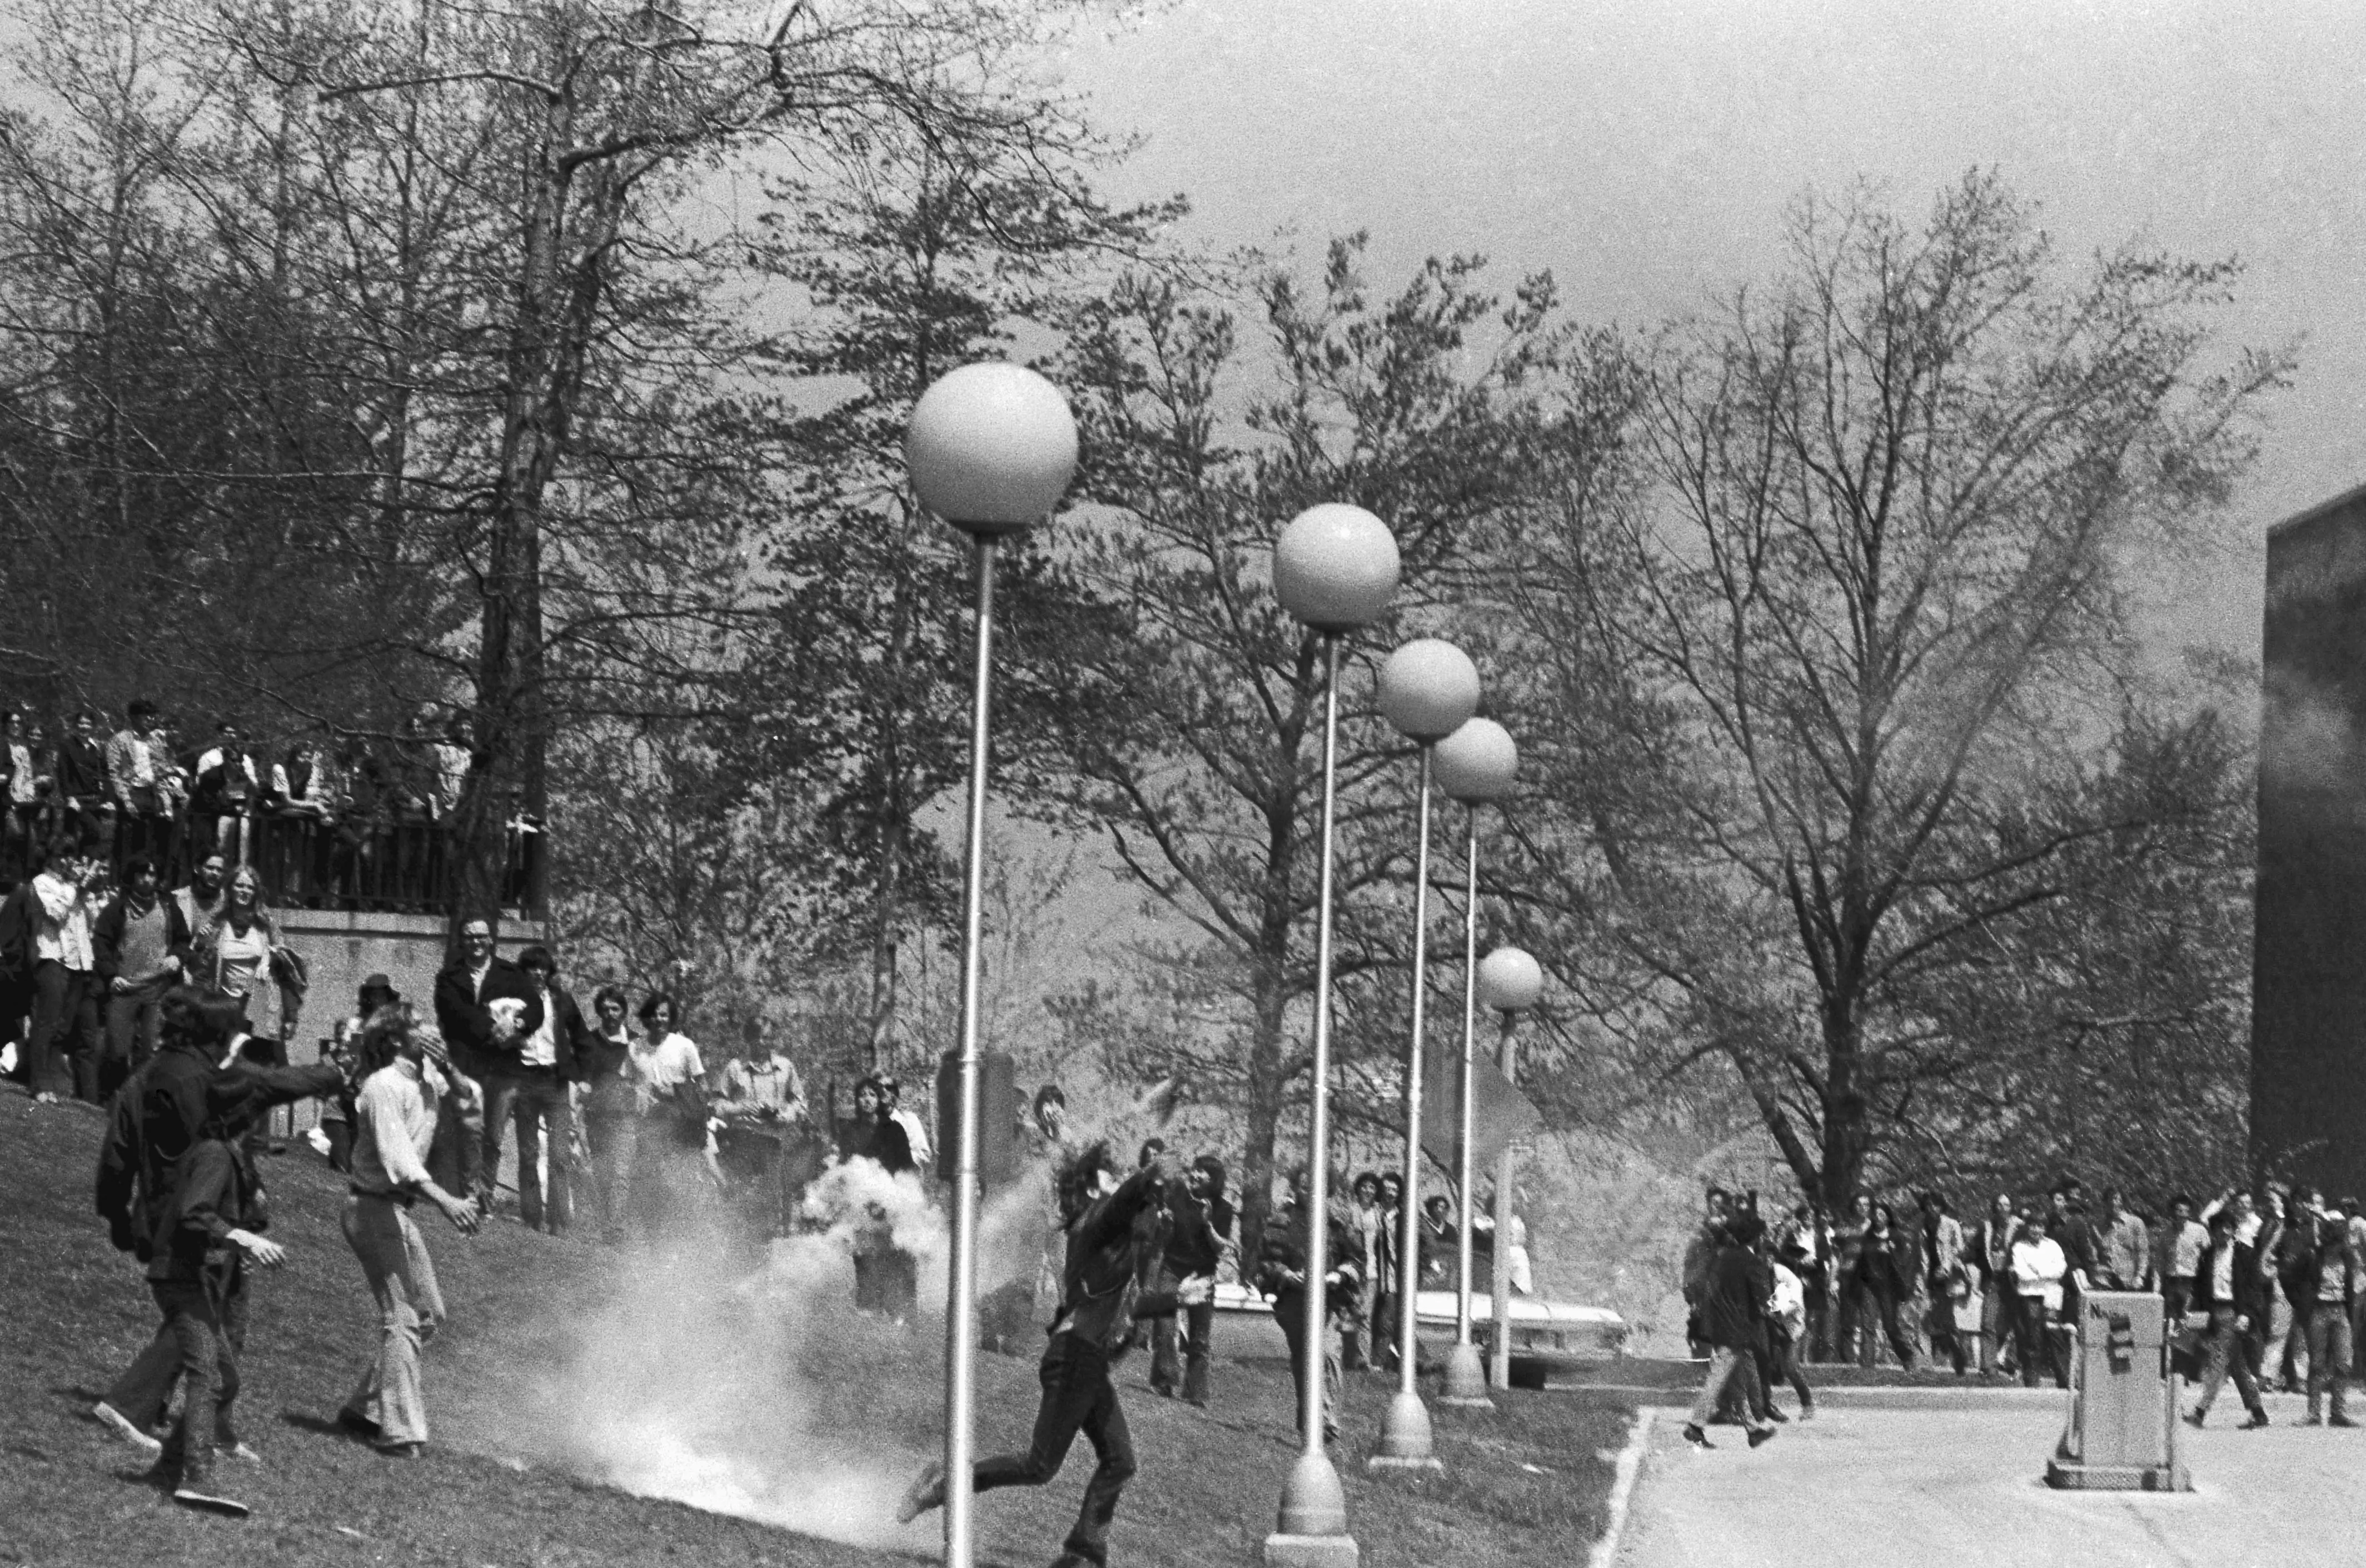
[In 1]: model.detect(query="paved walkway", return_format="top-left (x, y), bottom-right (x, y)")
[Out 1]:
top-left (1618, 1393), bottom-right (2366, 1568)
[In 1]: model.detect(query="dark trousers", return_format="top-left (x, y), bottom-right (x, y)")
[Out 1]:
top-left (484, 1066), bottom-right (574, 1231)
top-left (2013, 1295), bottom-right (2065, 1387)
top-left (854, 1245), bottom-right (918, 1319)
top-left (323, 1117), bottom-right (355, 1174)
top-left (105, 1313), bottom-right (186, 1431)
top-left (1272, 1288), bottom-right (1341, 1439)
top-left (1855, 1279), bottom-right (1915, 1368)
top-left (101, 980), bottom-right (168, 1102)
top-left (970, 1335), bottom-right (1135, 1568)
top-left (1148, 1265), bottom-right (1185, 1394)
top-left (27, 960), bottom-right (99, 1100)
top-left (148, 1272), bottom-right (248, 1488)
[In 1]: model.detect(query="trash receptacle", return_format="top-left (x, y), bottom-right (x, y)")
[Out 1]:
top-left (2044, 1289), bottom-right (2190, 1491)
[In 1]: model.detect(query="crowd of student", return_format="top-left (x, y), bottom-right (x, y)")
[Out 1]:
top-left (0, 698), bottom-right (540, 912)
top-left (1678, 1176), bottom-right (2364, 1450)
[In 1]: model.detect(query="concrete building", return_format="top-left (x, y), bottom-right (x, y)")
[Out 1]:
top-left (2253, 483), bottom-right (2366, 1199)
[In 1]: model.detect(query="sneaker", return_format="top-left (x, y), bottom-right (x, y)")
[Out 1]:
top-left (92, 1401), bottom-right (163, 1456)
top-left (375, 1441), bottom-right (424, 1459)
top-left (2242, 1411), bottom-right (2271, 1430)
top-left (1799, 1404), bottom-right (1816, 1421)
top-left (2303, 1415), bottom-right (2325, 1427)
top-left (218, 1441), bottom-right (263, 1464)
top-left (895, 1461), bottom-right (944, 1524)
top-left (1763, 1406), bottom-right (1790, 1424)
top-left (2183, 1410), bottom-right (2207, 1429)
top-left (2332, 1414), bottom-right (2359, 1429)
top-left (1681, 1424), bottom-right (1714, 1449)
top-left (1747, 1426), bottom-right (1776, 1449)
top-left (172, 1484), bottom-right (250, 1517)
top-left (336, 1407), bottom-right (381, 1440)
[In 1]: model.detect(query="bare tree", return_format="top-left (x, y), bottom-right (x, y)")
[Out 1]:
top-left (1507, 172), bottom-right (2284, 1207)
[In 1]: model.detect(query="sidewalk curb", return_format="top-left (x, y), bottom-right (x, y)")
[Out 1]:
top-left (1554, 1382), bottom-right (2076, 1411)
top-left (1587, 1404), bottom-right (1653, 1568)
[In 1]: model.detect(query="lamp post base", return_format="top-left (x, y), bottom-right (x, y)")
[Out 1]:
top-left (1438, 1342), bottom-right (1494, 1409)
top-left (1263, 1536), bottom-right (1362, 1568)
top-left (1369, 1390), bottom-right (1441, 1470)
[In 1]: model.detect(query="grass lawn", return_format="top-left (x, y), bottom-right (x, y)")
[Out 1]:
top-left (0, 1083), bottom-right (1627, 1567)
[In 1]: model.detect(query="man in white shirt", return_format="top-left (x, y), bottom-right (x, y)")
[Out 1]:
top-left (2161, 1192), bottom-right (2211, 1329)
top-left (338, 1019), bottom-right (480, 1456)
top-left (2010, 1212), bottom-right (2070, 1389)
top-left (499, 947), bottom-right (582, 1235)
top-left (26, 841), bottom-right (102, 1103)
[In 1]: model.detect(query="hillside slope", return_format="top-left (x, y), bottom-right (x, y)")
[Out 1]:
top-left (0, 1085), bottom-right (1620, 1567)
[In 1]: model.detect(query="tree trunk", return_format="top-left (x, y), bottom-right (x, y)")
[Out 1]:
top-left (1817, 995), bottom-right (1870, 1211)
top-left (1236, 963), bottom-right (1291, 1267)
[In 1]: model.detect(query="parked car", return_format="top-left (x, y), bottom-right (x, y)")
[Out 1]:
top-left (1208, 1281), bottom-right (1625, 1388)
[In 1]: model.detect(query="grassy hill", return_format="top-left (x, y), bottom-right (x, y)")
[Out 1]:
top-left (0, 1083), bottom-right (1623, 1567)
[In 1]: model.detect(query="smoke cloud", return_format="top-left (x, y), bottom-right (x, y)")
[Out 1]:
top-left (485, 1154), bottom-right (1053, 1549)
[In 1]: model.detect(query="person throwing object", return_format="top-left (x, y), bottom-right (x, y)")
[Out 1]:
top-left (895, 1138), bottom-right (1198, 1568)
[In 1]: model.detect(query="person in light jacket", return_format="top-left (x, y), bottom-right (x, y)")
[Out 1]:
top-left (2010, 1211), bottom-right (2069, 1389)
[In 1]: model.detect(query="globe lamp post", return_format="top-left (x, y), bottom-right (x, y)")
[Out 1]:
top-left (1476, 946), bottom-right (1543, 1391)
top-left (904, 362), bottom-right (1078, 1568)
top-left (1369, 638), bottom-right (1479, 1471)
top-left (1429, 715), bottom-right (1517, 1409)
top-left (1265, 503), bottom-right (1399, 1568)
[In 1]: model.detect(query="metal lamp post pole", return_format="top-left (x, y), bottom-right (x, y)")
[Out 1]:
top-left (1487, 1008), bottom-right (1519, 1391)
top-left (904, 360), bottom-right (1076, 1568)
top-left (941, 536), bottom-right (997, 1568)
top-left (1439, 807), bottom-right (1492, 1407)
top-left (1286, 633), bottom-right (1350, 1519)
top-left (1373, 746), bottom-right (1441, 1466)
top-left (1265, 502), bottom-right (1397, 1568)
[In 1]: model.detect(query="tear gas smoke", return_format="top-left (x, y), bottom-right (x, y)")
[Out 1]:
top-left (486, 1154), bottom-right (1050, 1548)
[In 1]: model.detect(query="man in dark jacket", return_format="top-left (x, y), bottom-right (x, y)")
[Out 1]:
top-left (1683, 1218), bottom-right (1777, 1450)
top-left (54, 710), bottom-right (111, 852)
top-left (2282, 1201), bottom-right (2360, 1426)
top-left (2185, 1208), bottom-right (2272, 1429)
top-left (137, 1067), bottom-right (327, 1514)
top-left (499, 945), bottom-right (587, 1233)
top-left (1150, 1153), bottom-right (1234, 1405)
top-left (1256, 1162), bottom-right (1362, 1445)
top-left (430, 917), bottom-right (543, 1203)
top-left (896, 1140), bottom-right (1193, 1568)
top-left (91, 990), bottom-right (338, 1459)
top-left (92, 856), bottom-right (192, 1100)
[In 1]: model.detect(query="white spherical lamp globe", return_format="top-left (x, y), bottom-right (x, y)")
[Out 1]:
top-left (904, 362), bottom-right (1080, 536)
top-left (1477, 946), bottom-right (1545, 1014)
top-left (1273, 503), bottom-right (1400, 633)
top-left (1377, 638), bottom-right (1481, 743)
top-left (1433, 716), bottom-right (1517, 803)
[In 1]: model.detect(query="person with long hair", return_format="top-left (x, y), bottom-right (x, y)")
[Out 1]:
top-left (1854, 1200), bottom-right (1919, 1370)
top-left (191, 866), bottom-right (295, 1036)
top-left (838, 1073), bottom-right (916, 1317)
top-left (337, 1005), bottom-right (481, 1457)
top-left (898, 1138), bottom-right (1199, 1567)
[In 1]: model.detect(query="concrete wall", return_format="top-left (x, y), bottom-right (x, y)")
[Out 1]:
top-left (2253, 483), bottom-right (2366, 1197)
top-left (274, 909), bottom-right (548, 1057)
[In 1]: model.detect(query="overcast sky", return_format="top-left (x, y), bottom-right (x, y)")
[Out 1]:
top-left (1052, 0), bottom-right (2366, 661)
